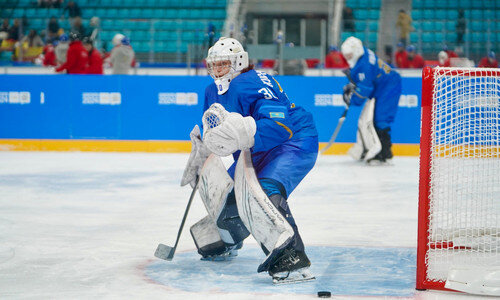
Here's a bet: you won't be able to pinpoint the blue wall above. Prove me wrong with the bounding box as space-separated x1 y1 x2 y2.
0 74 422 143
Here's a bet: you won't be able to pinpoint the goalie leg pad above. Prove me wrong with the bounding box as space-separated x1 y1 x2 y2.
190 215 227 257
190 215 244 259
349 98 381 161
234 150 295 269
198 154 235 244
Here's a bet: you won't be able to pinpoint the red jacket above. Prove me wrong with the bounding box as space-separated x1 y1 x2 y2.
478 57 498 68
42 44 57 66
403 54 425 68
55 41 88 74
85 48 103 74
395 50 407 68
325 51 348 68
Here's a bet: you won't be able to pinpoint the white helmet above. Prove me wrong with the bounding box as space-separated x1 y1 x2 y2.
112 33 125 47
438 51 448 64
206 37 249 95
341 36 364 68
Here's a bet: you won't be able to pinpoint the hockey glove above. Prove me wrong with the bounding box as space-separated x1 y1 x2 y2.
181 125 211 188
202 103 256 157
342 83 355 107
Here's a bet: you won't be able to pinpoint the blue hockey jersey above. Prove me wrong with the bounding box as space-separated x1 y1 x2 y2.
204 69 318 196
348 47 402 129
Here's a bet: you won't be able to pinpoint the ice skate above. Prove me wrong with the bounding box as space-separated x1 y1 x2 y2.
268 248 315 284
200 241 243 261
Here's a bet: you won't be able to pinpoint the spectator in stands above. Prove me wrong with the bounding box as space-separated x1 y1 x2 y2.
396 9 412 46
55 33 69 65
107 35 135 74
8 19 21 42
456 9 466 46
47 16 60 43
82 37 103 74
17 29 44 62
0 19 9 36
438 51 450 67
261 59 275 68
88 17 100 44
442 44 458 59
402 45 424 68
38 0 62 8
394 42 407 68
207 22 216 48
35 40 57 66
342 7 355 32
0 19 9 45
71 17 86 39
55 32 88 74
325 46 348 68
63 1 82 25
478 51 498 68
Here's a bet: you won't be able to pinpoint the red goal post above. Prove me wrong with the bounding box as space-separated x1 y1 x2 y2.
417 67 500 294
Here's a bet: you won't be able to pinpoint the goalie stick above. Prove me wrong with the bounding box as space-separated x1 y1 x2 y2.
154 176 200 261
320 68 354 154
320 107 348 154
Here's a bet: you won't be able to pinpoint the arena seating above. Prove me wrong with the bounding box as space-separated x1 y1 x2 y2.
0 0 226 60
411 0 499 56
343 0 381 51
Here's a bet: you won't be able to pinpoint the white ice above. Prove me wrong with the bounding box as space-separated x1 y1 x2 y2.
0 152 492 299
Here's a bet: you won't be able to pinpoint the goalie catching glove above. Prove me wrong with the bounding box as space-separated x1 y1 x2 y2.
202 103 257 157
180 125 212 187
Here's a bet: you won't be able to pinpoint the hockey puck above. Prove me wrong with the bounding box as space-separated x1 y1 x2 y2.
317 291 331 298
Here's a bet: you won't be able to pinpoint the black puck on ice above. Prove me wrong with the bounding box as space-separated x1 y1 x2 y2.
317 291 331 298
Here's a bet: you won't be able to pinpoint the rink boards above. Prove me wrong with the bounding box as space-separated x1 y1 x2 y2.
0 74 422 154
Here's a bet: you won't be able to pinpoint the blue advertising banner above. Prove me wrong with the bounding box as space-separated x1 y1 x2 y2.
0 74 422 143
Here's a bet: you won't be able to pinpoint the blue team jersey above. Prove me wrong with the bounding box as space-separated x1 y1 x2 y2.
204 69 318 196
349 47 402 106
204 69 317 153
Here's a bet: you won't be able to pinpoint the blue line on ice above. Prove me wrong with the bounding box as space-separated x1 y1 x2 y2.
145 245 416 297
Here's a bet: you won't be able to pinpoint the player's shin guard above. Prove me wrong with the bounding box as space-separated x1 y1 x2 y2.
376 127 393 160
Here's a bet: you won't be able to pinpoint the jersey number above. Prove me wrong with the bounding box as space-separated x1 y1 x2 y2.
258 87 278 100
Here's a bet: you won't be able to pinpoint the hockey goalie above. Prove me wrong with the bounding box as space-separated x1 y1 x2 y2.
180 37 319 284
340 36 402 164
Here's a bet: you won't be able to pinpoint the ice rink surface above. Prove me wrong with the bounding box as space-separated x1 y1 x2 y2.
0 151 491 299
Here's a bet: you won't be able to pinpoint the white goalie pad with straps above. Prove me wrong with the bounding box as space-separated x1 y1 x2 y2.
198 154 235 244
348 98 381 161
234 150 294 254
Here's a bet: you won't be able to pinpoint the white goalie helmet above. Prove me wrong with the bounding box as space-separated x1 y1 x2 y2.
206 37 249 95
341 36 365 68
112 33 125 47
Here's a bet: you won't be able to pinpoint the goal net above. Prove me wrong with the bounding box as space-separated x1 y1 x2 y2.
417 67 500 294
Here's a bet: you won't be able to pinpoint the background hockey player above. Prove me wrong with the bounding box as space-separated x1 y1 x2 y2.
181 37 318 283
55 32 88 74
105 34 135 74
82 37 103 74
55 33 69 65
340 36 402 164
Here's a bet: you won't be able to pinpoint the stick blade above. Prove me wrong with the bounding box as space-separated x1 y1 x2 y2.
154 243 175 261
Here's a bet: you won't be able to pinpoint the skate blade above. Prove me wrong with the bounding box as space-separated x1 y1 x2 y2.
200 250 238 261
272 268 316 285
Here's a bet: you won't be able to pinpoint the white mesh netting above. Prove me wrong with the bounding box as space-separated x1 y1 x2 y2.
426 67 500 282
